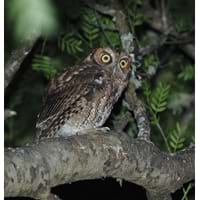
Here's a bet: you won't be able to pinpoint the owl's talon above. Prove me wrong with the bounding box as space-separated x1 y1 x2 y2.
77 127 110 135
96 127 110 133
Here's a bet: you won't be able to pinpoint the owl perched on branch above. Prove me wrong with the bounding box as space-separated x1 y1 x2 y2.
36 47 132 141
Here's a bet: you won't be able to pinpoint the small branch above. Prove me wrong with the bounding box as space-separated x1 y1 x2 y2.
4 38 38 89
180 43 195 60
143 1 194 60
125 83 151 140
5 131 194 199
160 0 169 32
155 121 171 152
139 34 168 57
4 109 17 120
83 1 116 17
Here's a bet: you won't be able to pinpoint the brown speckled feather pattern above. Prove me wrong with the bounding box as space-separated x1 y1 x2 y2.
36 63 123 140
36 47 131 141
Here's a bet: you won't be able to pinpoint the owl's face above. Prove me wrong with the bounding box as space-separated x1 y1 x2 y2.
83 47 132 80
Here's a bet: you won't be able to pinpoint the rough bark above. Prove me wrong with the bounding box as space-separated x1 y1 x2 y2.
4 37 38 89
5 131 194 200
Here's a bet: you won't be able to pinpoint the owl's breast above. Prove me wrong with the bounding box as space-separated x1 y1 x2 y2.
85 79 127 128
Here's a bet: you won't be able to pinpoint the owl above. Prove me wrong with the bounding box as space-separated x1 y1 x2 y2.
36 47 132 141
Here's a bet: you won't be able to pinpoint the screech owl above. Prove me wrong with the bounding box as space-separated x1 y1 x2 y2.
36 47 132 141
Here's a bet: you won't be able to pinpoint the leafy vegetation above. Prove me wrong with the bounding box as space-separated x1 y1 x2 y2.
32 55 58 79
168 122 185 153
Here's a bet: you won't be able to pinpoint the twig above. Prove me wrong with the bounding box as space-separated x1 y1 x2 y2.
139 34 168 57
156 121 171 152
143 1 194 60
83 1 116 17
125 84 151 140
160 0 169 32
4 109 17 120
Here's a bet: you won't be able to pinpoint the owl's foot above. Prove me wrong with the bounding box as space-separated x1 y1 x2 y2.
77 127 110 135
95 126 110 133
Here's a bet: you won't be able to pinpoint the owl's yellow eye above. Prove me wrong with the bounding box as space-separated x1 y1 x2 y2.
119 59 129 69
101 54 111 63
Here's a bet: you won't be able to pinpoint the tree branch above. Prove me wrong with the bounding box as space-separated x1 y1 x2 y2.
143 1 194 60
4 38 38 90
4 109 17 120
5 131 194 200
125 84 151 140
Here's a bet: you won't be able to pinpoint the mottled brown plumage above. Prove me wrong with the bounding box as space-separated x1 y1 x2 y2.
36 47 132 140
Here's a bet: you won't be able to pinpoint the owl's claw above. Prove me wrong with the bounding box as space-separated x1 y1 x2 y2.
77 127 110 135
95 126 110 133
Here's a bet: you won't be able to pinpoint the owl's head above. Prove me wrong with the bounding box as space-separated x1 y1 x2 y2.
83 47 132 80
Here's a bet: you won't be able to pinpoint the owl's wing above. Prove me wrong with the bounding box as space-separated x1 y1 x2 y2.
36 64 109 129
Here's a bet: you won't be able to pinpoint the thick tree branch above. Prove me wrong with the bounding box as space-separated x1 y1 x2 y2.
4 38 38 89
5 131 194 200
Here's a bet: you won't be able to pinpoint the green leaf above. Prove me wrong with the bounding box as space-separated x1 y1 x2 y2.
178 65 194 81
58 34 83 55
168 122 186 152
150 83 170 114
142 80 152 104
175 19 192 33
81 8 99 46
32 54 57 79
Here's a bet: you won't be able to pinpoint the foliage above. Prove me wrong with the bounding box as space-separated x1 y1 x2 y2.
150 83 170 114
124 0 146 26
58 33 83 54
175 19 192 33
143 81 170 116
81 9 99 47
143 81 171 152
168 122 185 153
178 65 194 81
143 54 159 75
56 8 120 57
32 55 58 79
